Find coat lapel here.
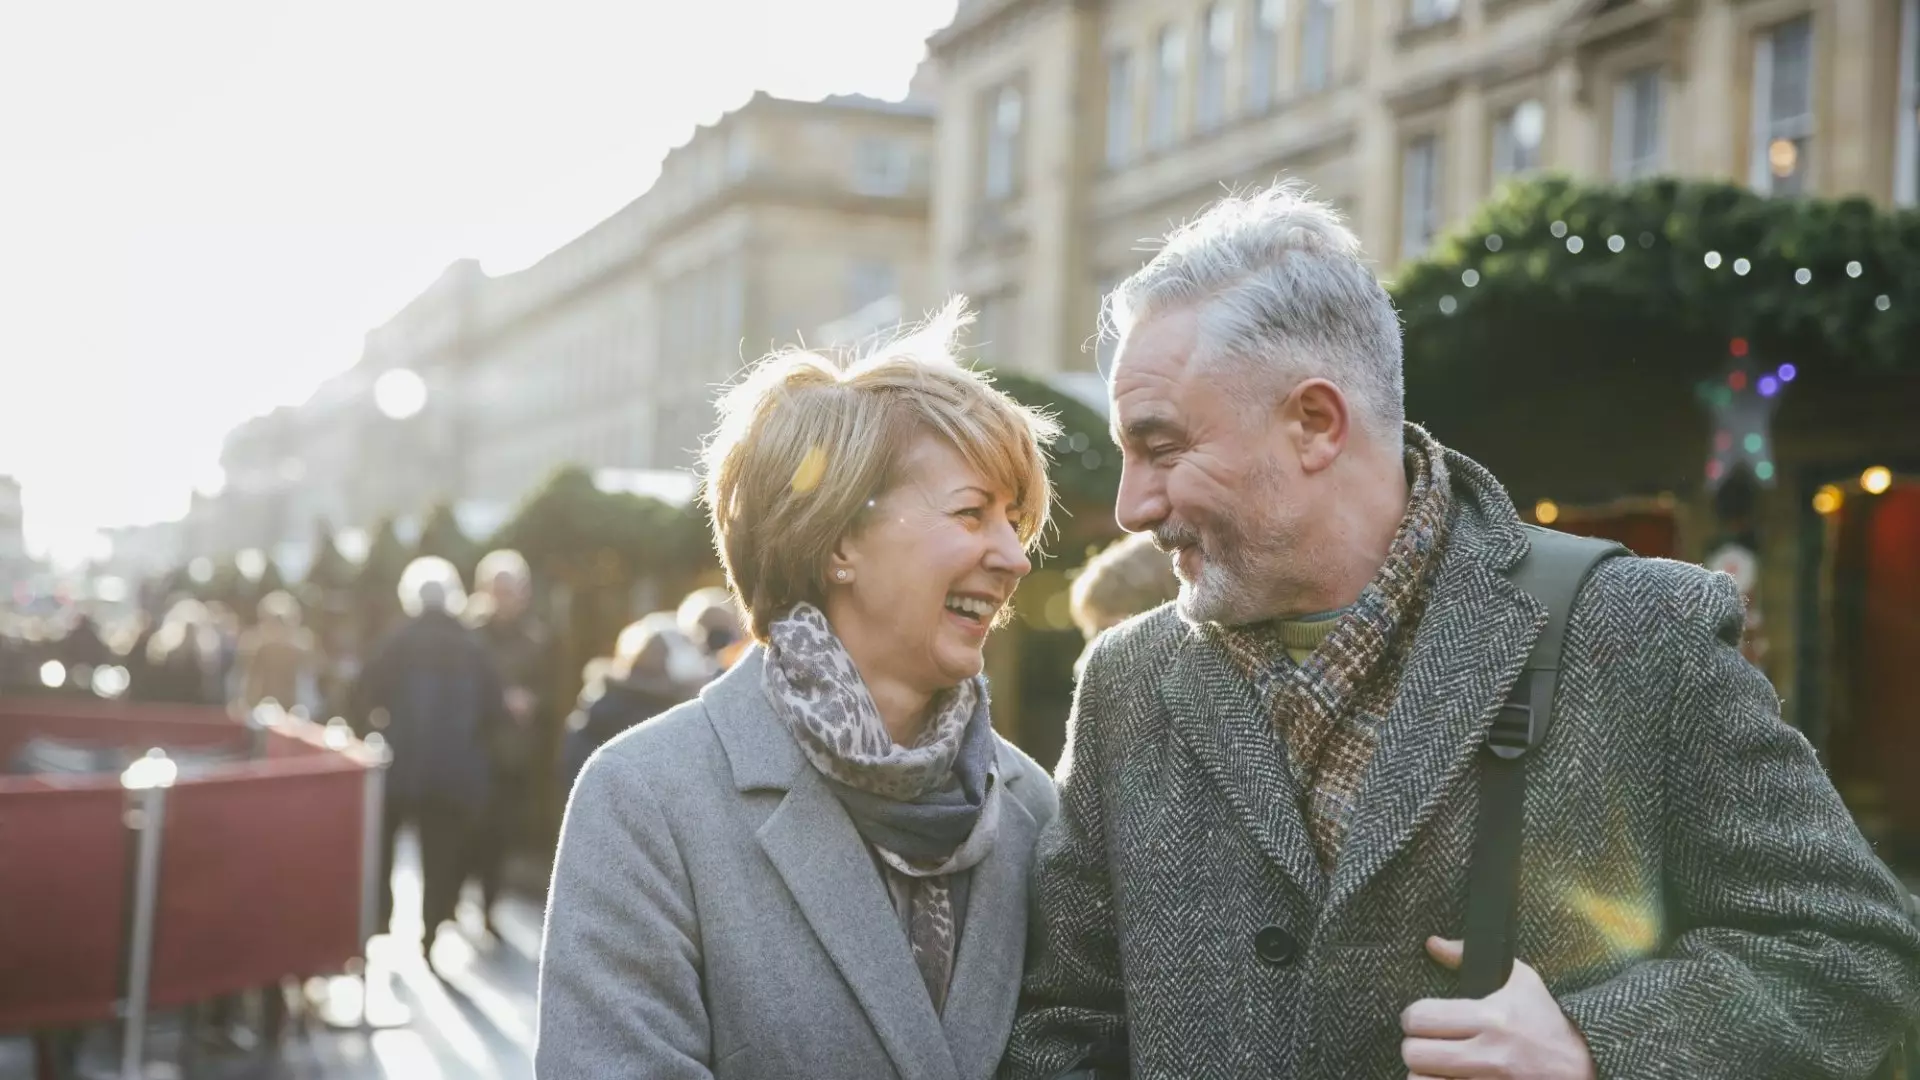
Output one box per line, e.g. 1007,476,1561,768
940,744,1040,1080
1165,630,1325,906
710,650,960,1080
1323,504,1546,916
758,766,962,1080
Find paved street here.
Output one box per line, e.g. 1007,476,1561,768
0,830,542,1080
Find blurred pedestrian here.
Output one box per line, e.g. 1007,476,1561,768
557,613,691,797
467,548,553,936
236,590,315,715
137,599,224,705
677,585,747,677
353,557,509,965
1066,531,1179,677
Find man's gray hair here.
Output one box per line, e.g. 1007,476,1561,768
1104,183,1405,446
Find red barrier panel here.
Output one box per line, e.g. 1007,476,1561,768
146,757,369,1010
0,701,242,773
0,782,132,1030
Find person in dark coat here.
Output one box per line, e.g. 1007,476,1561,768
137,599,224,705
558,613,691,797
467,548,553,935
354,557,509,963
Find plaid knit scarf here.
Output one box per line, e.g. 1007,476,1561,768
1209,424,1454,874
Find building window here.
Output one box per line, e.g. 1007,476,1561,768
1302,0,1334,91
1408,0,1459,28
1898,0,1920,204
983,83,1024,200
1246,0,1286,114
1150,25,1185,151
1750,15,1814,196
846,260,897,313
1106,50,1135,167
1197,4,1234,132
1401,133,1442,261
1491,99,1546,180
1611,66,1664,180
853,137,911,196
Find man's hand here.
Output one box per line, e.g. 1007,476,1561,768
1399,936,1596,1080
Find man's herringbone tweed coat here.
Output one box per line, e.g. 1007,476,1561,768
1000,447,1920,1080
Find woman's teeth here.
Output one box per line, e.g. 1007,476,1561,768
944,595,995,621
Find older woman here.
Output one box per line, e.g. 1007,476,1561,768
537,304,1060,1080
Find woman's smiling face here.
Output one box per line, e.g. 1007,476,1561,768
824,431,1035,695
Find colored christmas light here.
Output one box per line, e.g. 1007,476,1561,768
1728,371,1747,391
1777,363,1797,382
1730,338,1749,357
1758,376,1779,398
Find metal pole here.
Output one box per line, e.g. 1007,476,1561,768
358,753,386,951
121,784,167,1080
357,740,390,1031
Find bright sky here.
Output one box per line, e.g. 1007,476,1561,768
0,0,955,565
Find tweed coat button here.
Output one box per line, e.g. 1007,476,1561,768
1253,925,1299,965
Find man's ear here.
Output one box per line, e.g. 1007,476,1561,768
1284,378,1350,474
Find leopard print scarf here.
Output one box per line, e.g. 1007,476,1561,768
762,602,1000,1014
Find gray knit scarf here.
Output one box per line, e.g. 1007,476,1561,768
761,602,1000,1014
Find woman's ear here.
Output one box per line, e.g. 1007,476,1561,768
826,496,880,585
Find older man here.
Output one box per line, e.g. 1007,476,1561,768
1001,186,1920,1080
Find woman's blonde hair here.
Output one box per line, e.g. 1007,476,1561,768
700,299,1060,642
1069,532,1180,639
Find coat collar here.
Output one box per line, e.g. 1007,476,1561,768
709,644,1036,1080
1323,447,1545,913
1165,446,1547,918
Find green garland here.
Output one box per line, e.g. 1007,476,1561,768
978,368,1121,528
1392,175,1920,386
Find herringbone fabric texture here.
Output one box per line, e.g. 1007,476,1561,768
1001,442,1920,1080
1213,425,1454,872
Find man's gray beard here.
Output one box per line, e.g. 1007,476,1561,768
1175,548,1268,626
1170,514,1302,627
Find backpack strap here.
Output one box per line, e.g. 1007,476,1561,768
1459,525,1625,997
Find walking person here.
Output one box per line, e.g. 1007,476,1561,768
1001,185,1920,1080
354,557,509,967
537,303,1061,1079
468,548,552,936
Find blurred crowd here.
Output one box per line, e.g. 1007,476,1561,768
0,529,1178,956
0,549,754,954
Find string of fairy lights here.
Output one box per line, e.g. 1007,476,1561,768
1429,219,1907,521
1431,219,1901,318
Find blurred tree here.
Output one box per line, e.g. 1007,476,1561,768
355,517,409,640
980,369,1124,559
303,519,354,594
252,557,288,610
1388,174,1920,503
489,465,720,847
416,501,480,585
